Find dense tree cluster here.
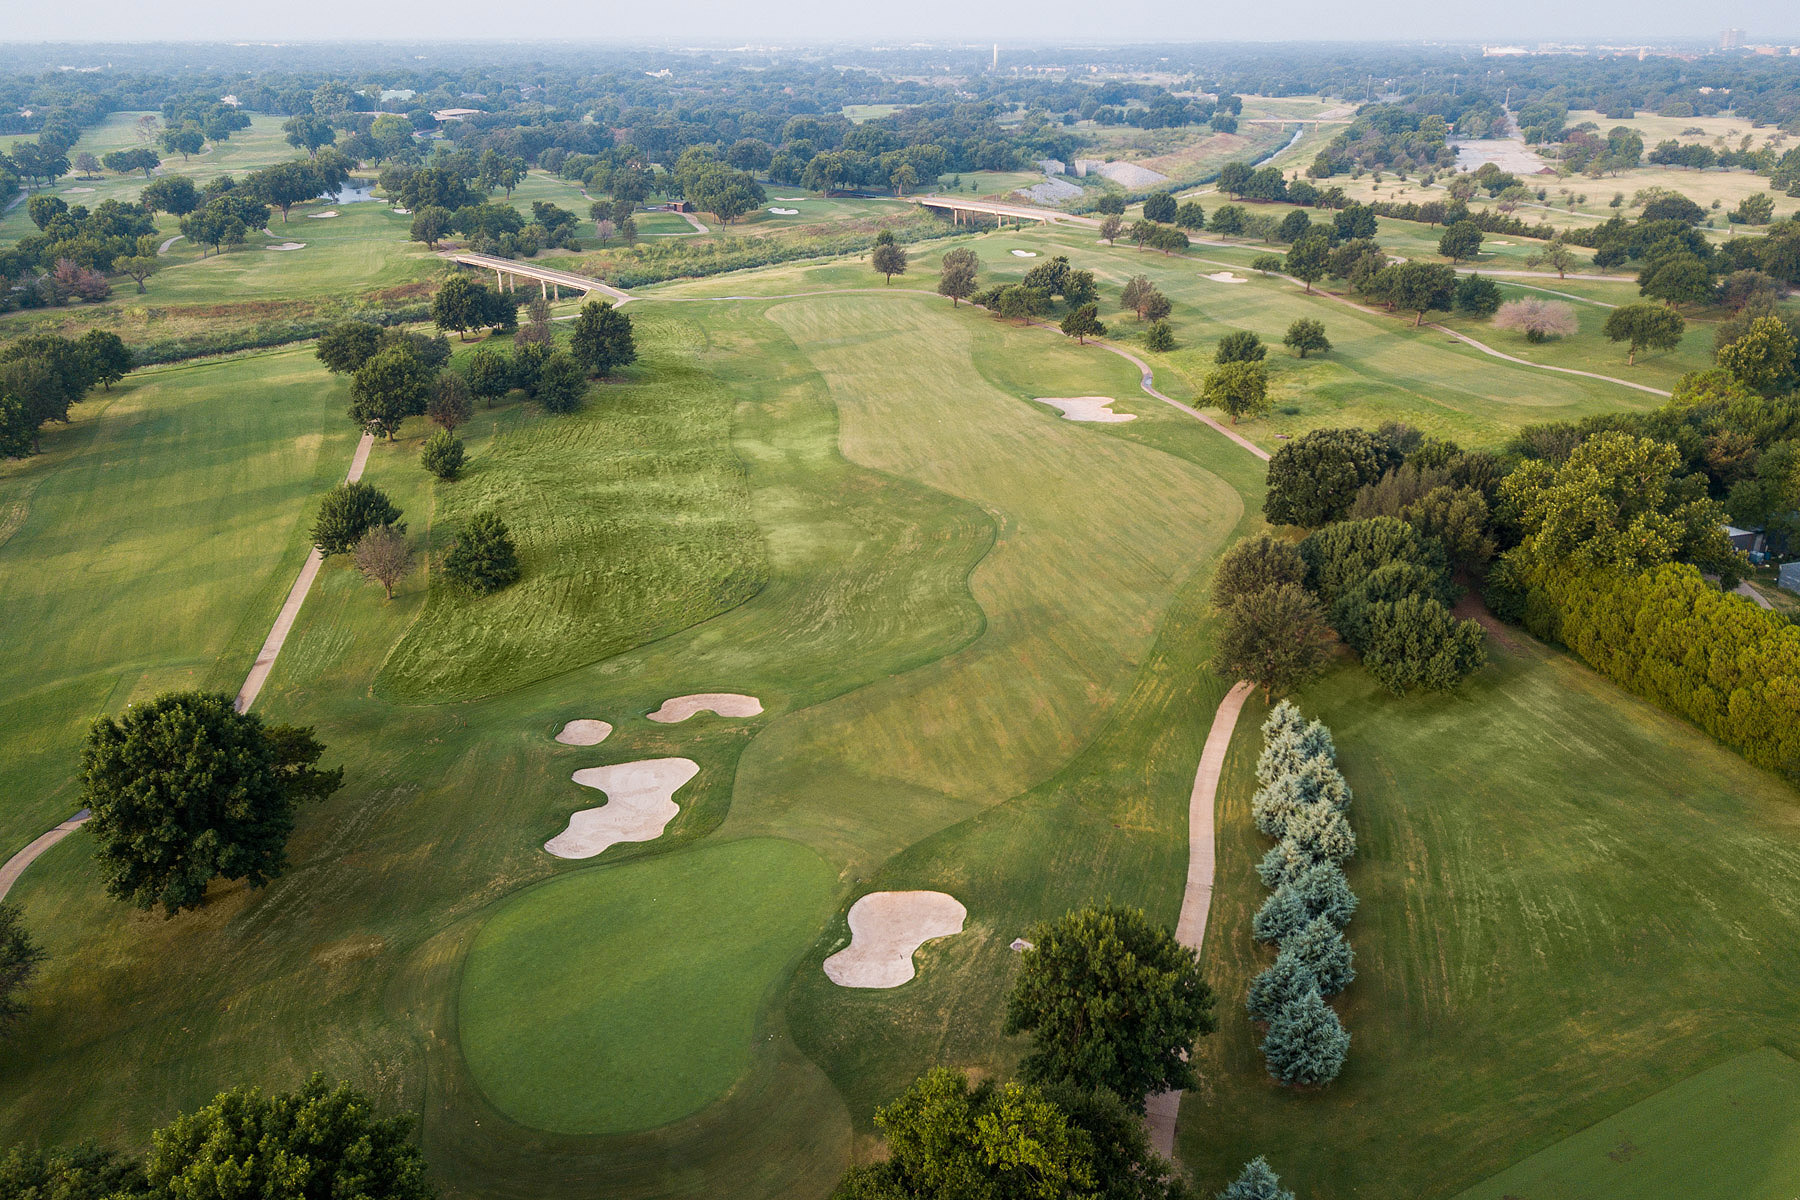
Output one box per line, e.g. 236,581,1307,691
0,330,133,457
1245,702,1356,1087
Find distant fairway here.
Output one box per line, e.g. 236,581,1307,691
1458,1049,1800,1200
458,837,836,1134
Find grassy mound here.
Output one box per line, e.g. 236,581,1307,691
375,314,766,703
457,837,835,1134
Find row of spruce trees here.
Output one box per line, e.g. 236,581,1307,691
1244,701,1356,1087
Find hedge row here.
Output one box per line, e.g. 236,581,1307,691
1245,702,1357,1088
129,304,432,368
1495,559,1800,777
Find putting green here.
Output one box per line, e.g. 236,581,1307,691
457,837,836,1134
1457,1048,1800,1200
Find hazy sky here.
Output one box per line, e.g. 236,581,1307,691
3,0,1794,47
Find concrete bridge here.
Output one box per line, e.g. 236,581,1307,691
439,249,632,303
908,195,1099,228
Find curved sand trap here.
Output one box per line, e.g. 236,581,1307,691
768,206,799,215
392,206,411,214
824,891,967,988
265,242,305,251
63,186,95,193
1011,938,1035,952
1035,396,1136,423
306,210,340,219
647,693,763,723
544,758,699,859
1205,271,1247,283
773,196,805,202
1011,249,1039,257
554,719,613,746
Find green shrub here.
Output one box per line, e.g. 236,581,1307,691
312,481,402,556
420,430,464,480
442,512,520,595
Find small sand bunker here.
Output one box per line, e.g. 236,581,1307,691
544,758,699,859
773,196,806,202
1011,249,1039,257
1205,271,1247,283
1010,938,1035,952
1490,240,1513,246
265,242,305,251
768,207,799,215
63,186,95,193
824,891,968,988
1035,396,1136,423
647,693,763,723
306,210,340,219
392,207,411,214
554,719,612,746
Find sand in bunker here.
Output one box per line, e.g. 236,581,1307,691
1011,249,1039,257
265,242,305,251
768,207,799,215
1205,271,1247,283
824,891,967,988
554,719,612,746
647,693,763,723
306,210,340,219
544,758,698,859
1035,396,1135,423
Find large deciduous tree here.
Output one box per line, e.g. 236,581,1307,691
143,1073,433,1200
80,693,342,915
1059,303,1106,344
1203,361,1271,424
937,246,979,306
1263,427,1385,527
1282,318,1331,358
569,299,637,377
313,481,403,555
350,343,434,439
1005,905,1215,1105
1212,583,1332,697
353,524,412,599
1603,302,1686,365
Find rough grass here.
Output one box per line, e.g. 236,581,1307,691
1181,633,1800,1198
0,348,357,856
458,837,837,1134
1456,1047,1800,1200
374,314,766,703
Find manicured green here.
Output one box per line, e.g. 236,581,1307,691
459,837,836,1134
1457,1048,1800,1200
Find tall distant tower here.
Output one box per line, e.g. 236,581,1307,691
992,44,999,71
1722,28,1746,50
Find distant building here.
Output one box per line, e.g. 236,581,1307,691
432,108,482,122
1779,561,1800,594
1722,28,1746,50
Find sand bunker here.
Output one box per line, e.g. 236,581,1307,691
1034,396,1136,423
265,242,305,251
1011,938,1035,952
554,719,613,746
544,758,699,859
1490,240,1513,246
392,207,411,214
1205,271,1248,284
306,210,340,219
647,693,763,723
768,207,799,215
773,196,805,202
823,891,968,988
63,186,95,193
1011,249,1039,257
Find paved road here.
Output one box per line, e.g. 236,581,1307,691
909,194,1100,227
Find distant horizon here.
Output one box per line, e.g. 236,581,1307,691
0,0,1794,52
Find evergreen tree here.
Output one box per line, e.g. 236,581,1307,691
1261,987,1350,1086
1218,1157,1295,1200
1285,915,1355,995
1245,950,1317,1023
420,429,465,480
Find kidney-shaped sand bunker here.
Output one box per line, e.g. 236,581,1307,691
823,891,968,988
647,693,763,723
544,758,698,859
